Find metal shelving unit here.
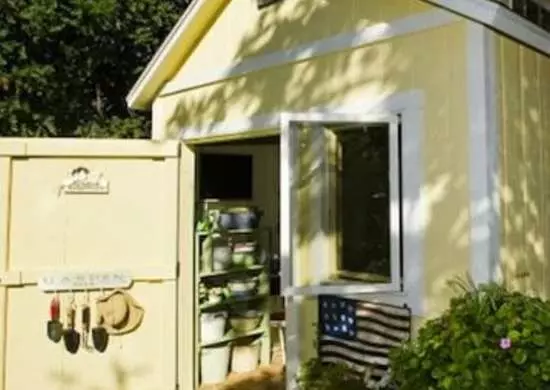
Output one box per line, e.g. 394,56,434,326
194,203,271,388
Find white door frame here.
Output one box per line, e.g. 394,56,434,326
279,111,418,390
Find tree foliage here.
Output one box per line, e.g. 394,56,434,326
0,0,187,138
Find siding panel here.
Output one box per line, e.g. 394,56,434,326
498,35,550,297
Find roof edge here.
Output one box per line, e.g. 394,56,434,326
126,0,227,111
425,0,550,56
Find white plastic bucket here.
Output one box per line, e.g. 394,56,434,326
231,341,261,373
201,345,231,384
201,311,227,343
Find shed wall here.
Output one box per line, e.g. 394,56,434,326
496,34,550,297
0,139,182,390
156,4,471,315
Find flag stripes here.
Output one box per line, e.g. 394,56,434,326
317,295,411,381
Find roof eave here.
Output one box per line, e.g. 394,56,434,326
126,0,227,111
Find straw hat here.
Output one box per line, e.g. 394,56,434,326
96,290,144,335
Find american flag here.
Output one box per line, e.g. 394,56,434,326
317,295,412,382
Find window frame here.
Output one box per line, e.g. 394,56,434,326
329,123,401,286
280,112,403,298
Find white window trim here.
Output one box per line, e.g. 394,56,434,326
280,97,425,313
466,22,500,285
281,114,402,295
280,98,425,390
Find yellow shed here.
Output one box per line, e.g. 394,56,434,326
124,0,550,388
2,0,550,390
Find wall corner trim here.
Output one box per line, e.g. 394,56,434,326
466,22,500,285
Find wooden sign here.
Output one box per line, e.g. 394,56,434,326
60,166,109,195
38,271,132,292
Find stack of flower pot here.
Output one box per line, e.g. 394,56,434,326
196,204,269,386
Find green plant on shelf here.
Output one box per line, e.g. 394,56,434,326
196,206,222,235
199,282,229,306
200,293,268,310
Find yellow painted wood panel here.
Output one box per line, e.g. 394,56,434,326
499,37,518,287
9,158,177,270
521,46,544,296
160,25,454,134
0,138,179,158
0,158,11,390
3,284,174,390
541,55,550,299
0,146,183,390
296,127,312,287
298,296,319,362
413,24,470,315
177,144,196,390
157,22,471,315
172,0,431,88
498,34,550,298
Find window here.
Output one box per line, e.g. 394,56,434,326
312,122,402,289
334,125,396,283
281,115,405,297
199,153,253,200
495,0,550,32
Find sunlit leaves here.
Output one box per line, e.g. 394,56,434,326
390,281,550,389
0,0,186,137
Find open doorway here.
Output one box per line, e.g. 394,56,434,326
193,135,284,388
196,136,281,298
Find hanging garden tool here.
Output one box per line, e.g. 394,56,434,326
63,295,80,354
46,293,63,343
91,291,109,353
81,294,92,351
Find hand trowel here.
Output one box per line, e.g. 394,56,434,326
47,295,63,343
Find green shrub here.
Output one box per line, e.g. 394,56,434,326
297,358,368,390
389,281,550,390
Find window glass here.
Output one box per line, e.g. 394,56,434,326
498,0,550,33
335,125,393,282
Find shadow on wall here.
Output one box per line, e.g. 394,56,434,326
160,2,550,386
166,0,550,331
166,0,408,136
49,359,149,390
165,0,479,312
499,70,548,298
